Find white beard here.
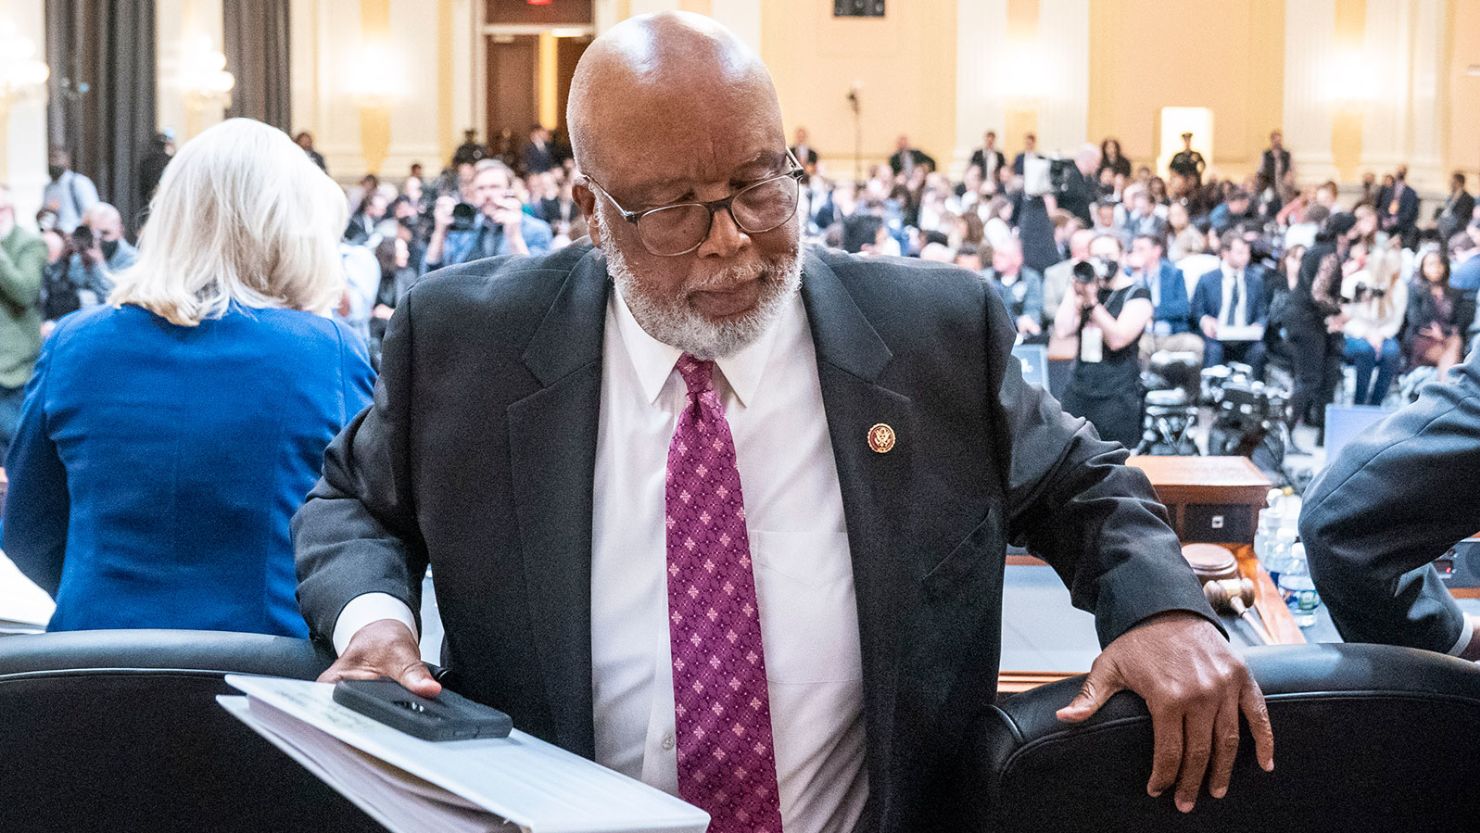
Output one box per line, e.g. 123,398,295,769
597,202,803,360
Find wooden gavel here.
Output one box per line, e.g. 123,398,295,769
1202,578,1273,646
1182,543,1274,646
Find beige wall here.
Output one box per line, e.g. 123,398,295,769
1446,0,1480,184
759,0,957,179
1088,0,1284,179
7,0,1477,192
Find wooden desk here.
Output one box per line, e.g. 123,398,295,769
1129,456,1271,546
1129,456,1302,643
999,456,1301,693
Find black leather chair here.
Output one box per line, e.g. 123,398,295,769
0,629,385,833
972,643,1480,832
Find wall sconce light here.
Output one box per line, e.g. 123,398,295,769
1323,48,1376,106
181,35,235,111
345,40,407,110
0,21,51,113
998,38,1049,104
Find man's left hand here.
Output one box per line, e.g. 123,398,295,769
1055,611,1275,813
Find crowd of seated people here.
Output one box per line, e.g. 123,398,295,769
786,127,1480,444
1,116,1478,640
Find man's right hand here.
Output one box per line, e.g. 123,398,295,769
1200,316,1219,340
317,618,442,698
432,196,457,232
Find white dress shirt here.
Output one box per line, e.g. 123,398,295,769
334,286,868,833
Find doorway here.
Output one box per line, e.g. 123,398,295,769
481,1,594,166
485,34,539,148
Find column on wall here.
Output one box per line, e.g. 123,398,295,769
952,0,1008,179
953,0,1088,179
1362,0,1446,194
1281,0,1343,187
381,0,444,178
3,0,48,224
291,0,476,181
708,0,760,56
1033,0,1089,157
290,0,366,178
1358,0,1410,186
156,0,226,143
627,0,682,16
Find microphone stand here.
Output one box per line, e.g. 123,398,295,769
847,88,862,183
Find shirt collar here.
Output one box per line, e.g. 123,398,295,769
611,283,793,410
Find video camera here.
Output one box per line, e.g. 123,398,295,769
450,202,478,233
1071,256,1116,285
1047,158,1077,195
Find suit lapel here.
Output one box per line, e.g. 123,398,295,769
799,252,917,798
507,246,609,758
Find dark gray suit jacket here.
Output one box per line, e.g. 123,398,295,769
294,242,1215,831
1301,347,1480,653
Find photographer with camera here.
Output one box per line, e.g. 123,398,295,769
1053,233,1154,447
1339,245,1406,405
53,203,136,322
422,159,553,273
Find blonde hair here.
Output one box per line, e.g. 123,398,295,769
1368,246,1402,319
109,118,347,326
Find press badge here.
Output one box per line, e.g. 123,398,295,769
1079,325,1104,363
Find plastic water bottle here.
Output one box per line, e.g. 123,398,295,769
1265,527,1298,591
1277,542,1322,628
1254,488,1287,567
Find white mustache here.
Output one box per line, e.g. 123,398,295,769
687,257,793,294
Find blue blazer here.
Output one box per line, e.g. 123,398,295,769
3,303,374,636
1191,267,1268,330
1147,260,1191,334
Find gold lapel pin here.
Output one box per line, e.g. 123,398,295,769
867,423,896,454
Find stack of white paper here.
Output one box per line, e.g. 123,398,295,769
0,550,54,634
219,675,710,833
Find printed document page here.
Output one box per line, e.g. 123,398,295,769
221,675,710,833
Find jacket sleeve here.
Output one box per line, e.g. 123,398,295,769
1165,267,1191,323
1022,271,1045,324
1252,272,1271,325
987,287,1221,647
1300,347,1480,651
2,336,69,595
0,236,45,310
1189,274,1211,323
294,288,429,644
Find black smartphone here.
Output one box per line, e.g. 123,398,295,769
332,679,513,742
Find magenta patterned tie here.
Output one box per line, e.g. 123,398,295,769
665,354,784,833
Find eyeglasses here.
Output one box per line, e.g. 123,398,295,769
585,150,805,257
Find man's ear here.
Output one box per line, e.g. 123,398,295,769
574,179,601,246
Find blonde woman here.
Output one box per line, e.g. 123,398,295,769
3,119,375,636
1339,245,1407,406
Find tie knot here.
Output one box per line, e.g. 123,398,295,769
675,354,715,397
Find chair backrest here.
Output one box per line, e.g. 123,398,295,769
1011,343,1050,389
971,643,1480,833
1322,403,1394,466
0,629,384,833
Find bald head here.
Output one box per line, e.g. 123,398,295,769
565,13,804,363
568,12,782,184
